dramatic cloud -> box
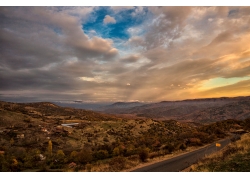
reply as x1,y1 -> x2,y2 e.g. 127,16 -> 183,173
1,6 -> 250,102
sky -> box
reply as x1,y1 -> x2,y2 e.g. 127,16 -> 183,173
1,5 -> 250,103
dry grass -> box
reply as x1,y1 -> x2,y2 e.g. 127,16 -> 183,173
189,133 -> 250,172
78,141 -> 221,172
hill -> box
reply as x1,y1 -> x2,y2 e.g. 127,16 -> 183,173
0,100 -> 249,172
188,132 -> 250,172
102,96 -> 250,123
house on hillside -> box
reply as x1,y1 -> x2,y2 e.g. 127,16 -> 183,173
61,123 -> 79,128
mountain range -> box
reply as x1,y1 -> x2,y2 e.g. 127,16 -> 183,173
100,96 -> 250,123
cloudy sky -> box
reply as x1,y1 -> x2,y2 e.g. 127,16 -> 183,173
1,6 -> 250,102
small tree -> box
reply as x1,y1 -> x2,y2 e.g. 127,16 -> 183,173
164,143 -> 175,153
180,143 -> 187,151
77,149 -> 93,164
11,158 -> 19,171
10,138 -> 14,146
47,140 -> 53,156
112,147 -> 120,156
69,151 -> 78,162
56,150 -> 65,159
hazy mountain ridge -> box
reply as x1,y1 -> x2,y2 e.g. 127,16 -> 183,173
180,100 -> 250,122
102,96 -> 250,122
103,102 -> 146,113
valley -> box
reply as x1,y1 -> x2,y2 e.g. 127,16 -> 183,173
0,97 -> 250,172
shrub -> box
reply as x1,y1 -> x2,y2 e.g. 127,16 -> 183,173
109,156 -> 126,171
77,149 -> 93,164
93,150 -> 108,160
56,150 -> 65,163
112,147 -> 120,156
85,163 -> 92,172
180,143 -> 187,151
149,152 -> 161,159
103,137 -> 109,142
164,143 -> 175,153
188,138 -> 202,146
139,148 -> 149,162
124,144 -> 136,157
69,151 -> 78,162
47,140 -> 52,156
244,118 -> 250,131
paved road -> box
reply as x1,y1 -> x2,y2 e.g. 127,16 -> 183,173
131,138 -> 231,172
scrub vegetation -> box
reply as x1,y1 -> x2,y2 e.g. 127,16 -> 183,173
0,101 -> 249,172
189,131 -> 250,172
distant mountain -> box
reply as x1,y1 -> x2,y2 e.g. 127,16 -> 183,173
109,102 -> 144,108
51,101 -> 145,112
103,102 -> 145,113
101,96 -> 250,123
179,100 -> 250,123
52,101 -> 109,111
0,101 -> 118,122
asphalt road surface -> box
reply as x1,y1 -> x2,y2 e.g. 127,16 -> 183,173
131,138 -> 231,172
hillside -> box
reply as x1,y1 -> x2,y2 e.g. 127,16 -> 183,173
188,132 -> 250,172
102,96 -> 250,123
103,102 -> 145,113
0,100 -> 249,172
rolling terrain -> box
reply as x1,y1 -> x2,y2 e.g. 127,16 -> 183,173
101,96 -> 250,123
0,100 -> 249,172
188,132 -> 250,172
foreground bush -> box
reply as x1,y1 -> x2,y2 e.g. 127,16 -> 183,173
108,156 -> 126,171
190,133 -> 250,172
139,148 -> 150,162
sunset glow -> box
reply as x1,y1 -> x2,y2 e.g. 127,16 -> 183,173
1,6 -> 250,102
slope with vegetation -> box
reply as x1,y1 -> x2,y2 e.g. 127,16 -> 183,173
0,101 -> 249,172
103,96 -> 250,123
189,128 -> 250,172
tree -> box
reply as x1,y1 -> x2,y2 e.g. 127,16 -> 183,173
47,140 -> 52,156
112,147 -> 120,156
56,150 -> 65,164
77,149 -> 93,164
69,151 -> 78,162
56,150 -> 65,159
